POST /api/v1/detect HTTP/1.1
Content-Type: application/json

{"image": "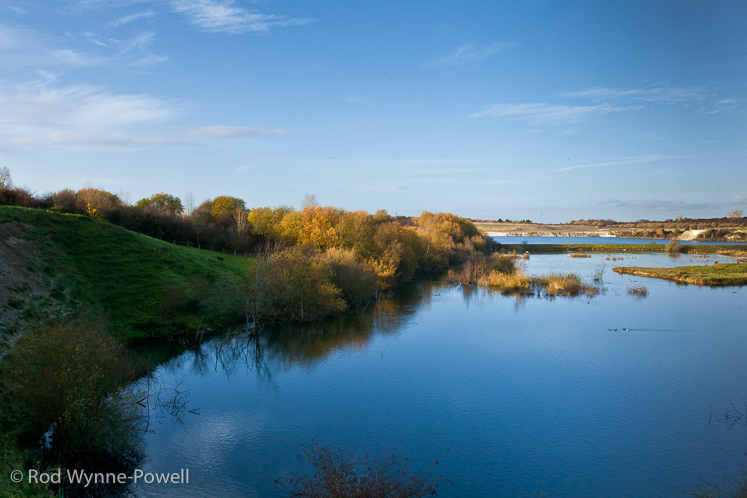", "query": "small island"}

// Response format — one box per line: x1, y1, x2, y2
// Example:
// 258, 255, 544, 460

613, 263, 747, 286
